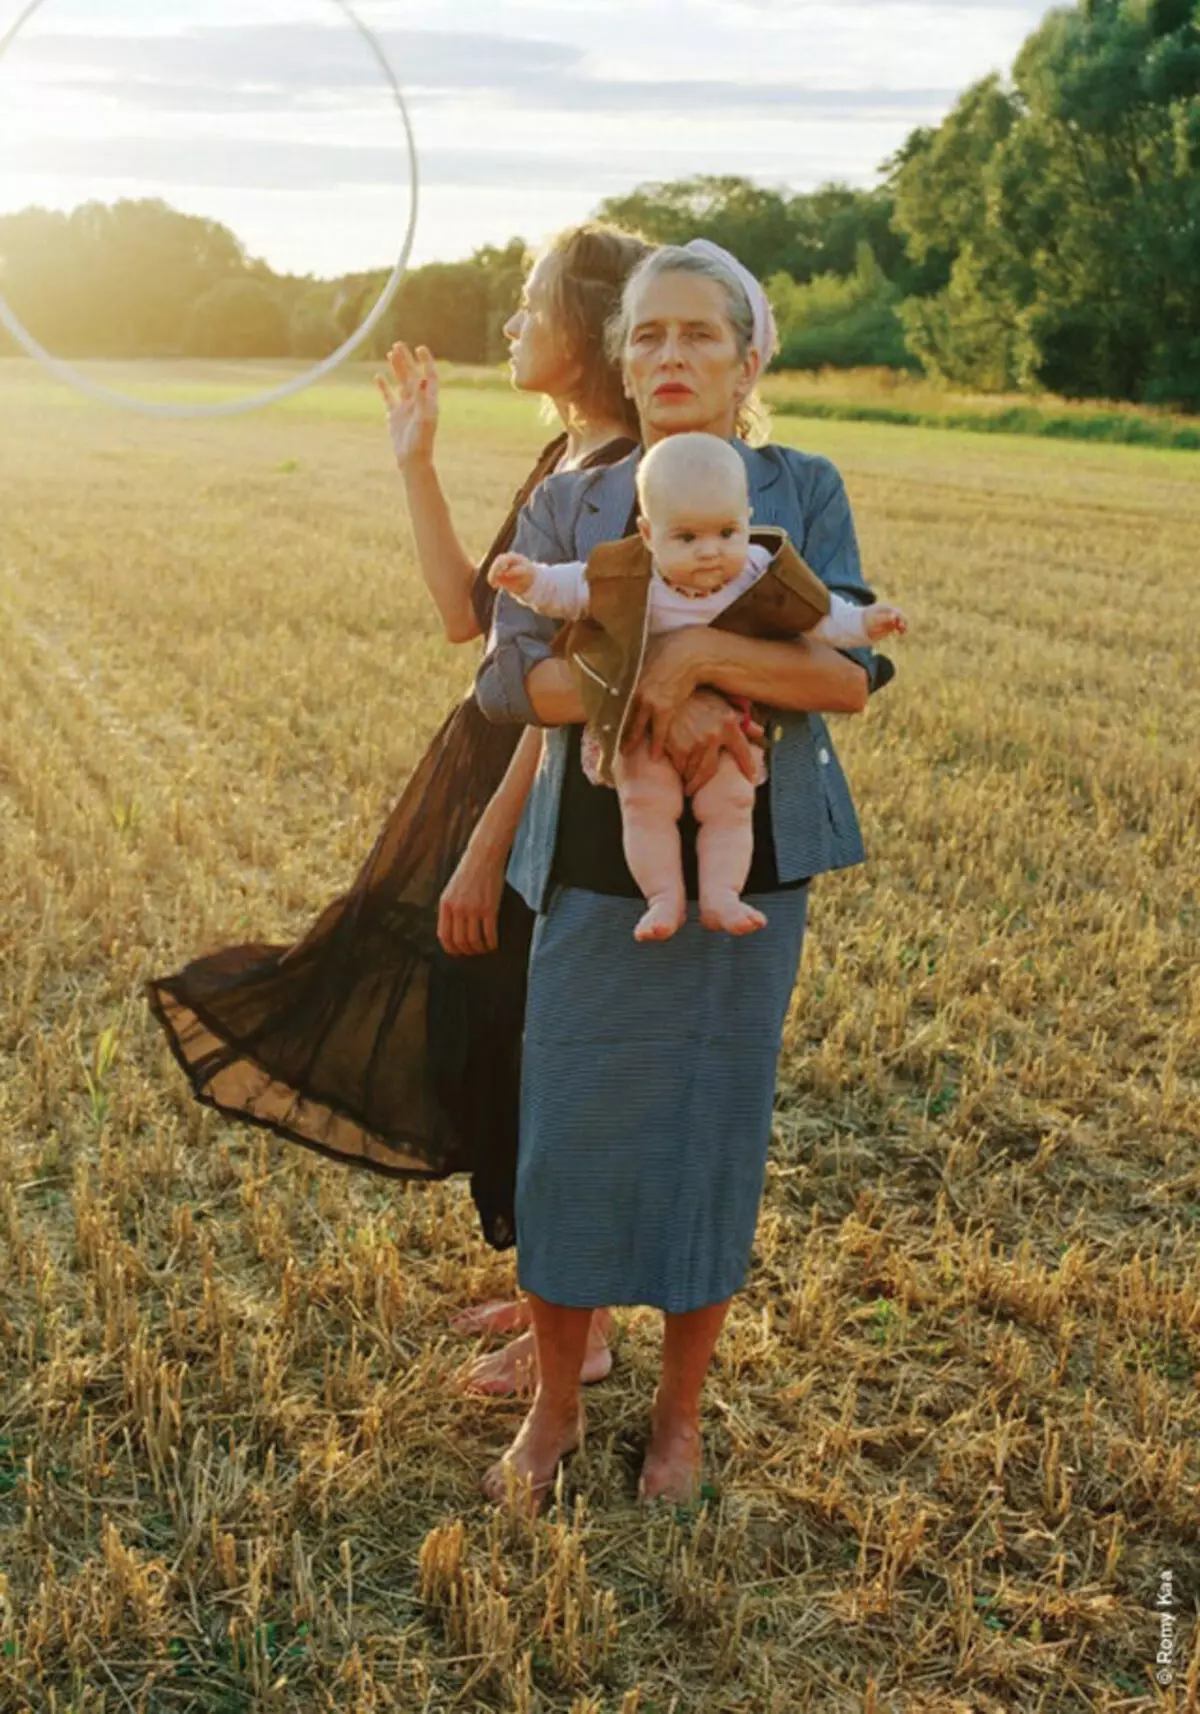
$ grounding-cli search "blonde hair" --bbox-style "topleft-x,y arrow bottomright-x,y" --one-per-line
530,222 -> 654,436
605,245 -> 773,445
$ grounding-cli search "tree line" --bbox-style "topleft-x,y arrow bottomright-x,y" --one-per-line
0,0 -> 1196,405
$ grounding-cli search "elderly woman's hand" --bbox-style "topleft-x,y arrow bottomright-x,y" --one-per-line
662,690 -> 764,795
622,629 -> 708,760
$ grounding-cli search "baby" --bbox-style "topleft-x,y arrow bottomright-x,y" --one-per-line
489,434 -> 906,942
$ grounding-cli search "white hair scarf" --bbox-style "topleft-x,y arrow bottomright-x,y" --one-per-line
683,237 -> 778,371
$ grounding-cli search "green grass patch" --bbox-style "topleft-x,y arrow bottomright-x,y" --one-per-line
768,394 -> 1200,450
3,354 -> 1197,449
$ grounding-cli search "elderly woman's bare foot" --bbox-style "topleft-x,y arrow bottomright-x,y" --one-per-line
638,1403 -> 703,1505
459,1310 -> 614,1397
449,1298 -> 531,1338
481,1398 -> 584,1510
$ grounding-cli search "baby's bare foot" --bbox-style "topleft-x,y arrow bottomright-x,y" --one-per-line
634,894 -> 686,942
449,1298 -> 531,1338
482,1398 -> 584,1511
459,1313 -> 614,1398
639,1407 -> 703,1505
699,895 -> 767,936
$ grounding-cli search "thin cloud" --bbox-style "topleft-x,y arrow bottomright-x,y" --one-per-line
726,0 -> 1048,9
514,81 -> 958,115
15,22 -> 957,119
11,23 -> 580,93
24,134 -> 629,192
45,76 -> 959,119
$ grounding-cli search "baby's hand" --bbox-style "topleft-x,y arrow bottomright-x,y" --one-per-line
487,552 -> 537,596
863,603 -> 908,643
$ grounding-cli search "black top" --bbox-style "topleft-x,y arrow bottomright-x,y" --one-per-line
550,724 -> 810,899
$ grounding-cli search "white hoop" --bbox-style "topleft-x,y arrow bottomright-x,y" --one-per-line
0,0 -> 419,419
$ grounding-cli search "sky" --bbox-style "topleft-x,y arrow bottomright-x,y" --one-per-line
0,0 -> 1059,278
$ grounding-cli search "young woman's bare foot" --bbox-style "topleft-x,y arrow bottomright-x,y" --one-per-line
449,1298 -> 532,1338
634,892 -> 686,943
459,1310 -> 614,1397
638,1402 -> 703,1505
481,1397 -> 584,1510
699,895 -> 767,936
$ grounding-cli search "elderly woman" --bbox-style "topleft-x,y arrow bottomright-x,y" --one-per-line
474,241 -> 894,1506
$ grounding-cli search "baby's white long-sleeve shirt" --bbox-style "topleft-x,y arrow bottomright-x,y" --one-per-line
515,544 -> 873,647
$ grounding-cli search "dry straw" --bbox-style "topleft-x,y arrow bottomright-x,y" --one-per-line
0,365 -> 1197,1709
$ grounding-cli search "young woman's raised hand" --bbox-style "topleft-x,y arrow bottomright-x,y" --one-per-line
376,341 -> 439,469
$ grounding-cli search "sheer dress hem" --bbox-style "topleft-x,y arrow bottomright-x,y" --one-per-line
144,433 -> 641,1249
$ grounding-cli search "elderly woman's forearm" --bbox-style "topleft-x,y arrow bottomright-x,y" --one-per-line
526,658 -> 588,724
401,458 -> 480,644
699,630 -> 869,714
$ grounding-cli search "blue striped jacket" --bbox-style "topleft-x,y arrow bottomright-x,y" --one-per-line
474,438 -> 894,914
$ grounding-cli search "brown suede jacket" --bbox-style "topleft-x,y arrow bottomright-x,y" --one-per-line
551,526 -> 834,786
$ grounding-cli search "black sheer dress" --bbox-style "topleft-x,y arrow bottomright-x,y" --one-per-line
146,432 -> 638,1249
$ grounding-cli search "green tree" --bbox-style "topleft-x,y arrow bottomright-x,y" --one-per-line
0,199 -> 247,358
595,173 -> 923,288
0,208 -> 76,356
377,261 -> 493,362
595,175 -> 814,281
184,277 -> 289,358
288,284 -> 341,360
471,236 -> 528,361
899,246 -> 1029,390
887,78 -> 1019,274
786,184 -> 917,287
889,2 -> 1200,403
769,242 -> 915,371
328,270 -> 390,358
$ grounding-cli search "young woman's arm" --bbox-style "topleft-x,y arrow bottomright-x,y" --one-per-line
523,656 -> 587,723
436,727 -> 543,956
378,343 -> 481,645
400,461 -> 482,643
474,478 -> 576,723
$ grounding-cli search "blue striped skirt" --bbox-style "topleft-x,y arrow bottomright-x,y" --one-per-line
515,883 -> 810,1314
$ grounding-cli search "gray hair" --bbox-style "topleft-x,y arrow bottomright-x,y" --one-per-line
604,245 -> 771,444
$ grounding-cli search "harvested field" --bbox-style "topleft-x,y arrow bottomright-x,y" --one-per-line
1,360 -> 1198,1712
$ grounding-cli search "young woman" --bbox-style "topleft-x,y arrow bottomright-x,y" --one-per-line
147,222 -> 685,1394
473,241 -> 895,1506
